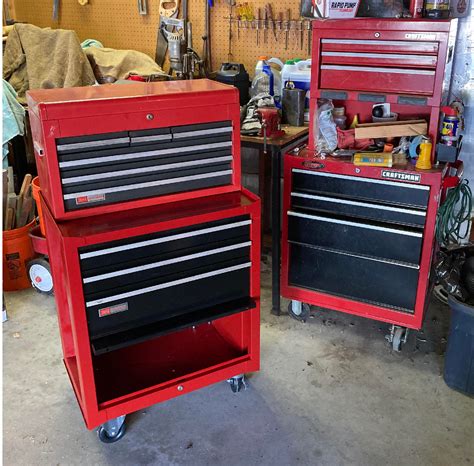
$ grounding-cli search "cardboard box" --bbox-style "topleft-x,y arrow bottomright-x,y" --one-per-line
354,119 -> 428,139
311,0 -> 360,18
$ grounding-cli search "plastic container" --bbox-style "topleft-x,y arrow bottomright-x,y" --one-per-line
3,219 -> 36,291
333,115 -> 347,129
215,63 -> 250,106
372,112 -> 399,123
32,176 -> 46,237
281,59 -> 311,106
251,56 -> 284,101
444,295 -> 474,396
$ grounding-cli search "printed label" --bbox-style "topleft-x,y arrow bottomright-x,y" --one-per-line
75,194 -> 106,205
98,302 -> 129,318
405,33 -> 436,41
381,170 -> 421,183
302,161 -> 325,170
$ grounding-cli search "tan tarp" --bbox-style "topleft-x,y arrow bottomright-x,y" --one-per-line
3,23 -> 95,104
84,46 -> 167,82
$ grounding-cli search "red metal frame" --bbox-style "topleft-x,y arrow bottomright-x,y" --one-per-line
42,189 -> 261,429
27,80 -> 242,221
281,151 -> 443,330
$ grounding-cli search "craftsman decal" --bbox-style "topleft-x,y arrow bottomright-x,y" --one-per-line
98,302 -> 129,318
75,194 -> 106,205
405,33 -> 436,41
381,170 -> 421,183
302,161 -> 325,170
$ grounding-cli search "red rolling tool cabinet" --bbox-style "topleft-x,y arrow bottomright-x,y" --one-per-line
28,81 -> 261,443
281,19 -> 458,350
27,80 -> 242,220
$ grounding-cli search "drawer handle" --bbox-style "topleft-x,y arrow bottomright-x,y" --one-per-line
288,211 -> 423,238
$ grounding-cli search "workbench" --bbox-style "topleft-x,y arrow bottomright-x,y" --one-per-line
241,125 -> 309,315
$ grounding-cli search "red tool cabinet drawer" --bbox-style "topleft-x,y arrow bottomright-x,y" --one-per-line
320,38 -> 439,55
27,80 -> 241,221
319,65 -> 436,96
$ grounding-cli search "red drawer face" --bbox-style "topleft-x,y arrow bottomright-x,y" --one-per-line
320,65 -> 436,96
321,38 -> 439,55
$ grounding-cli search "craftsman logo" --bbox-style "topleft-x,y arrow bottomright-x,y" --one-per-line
405,33 -> 436,41
302,161 -> 325,170
75,194 -> 106,205
381,170 -> 421,183
98,302 -> 128,318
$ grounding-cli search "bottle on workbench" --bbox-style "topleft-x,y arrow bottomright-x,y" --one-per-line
250,56 -> 283,105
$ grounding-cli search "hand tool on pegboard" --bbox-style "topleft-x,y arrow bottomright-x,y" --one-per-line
138,0 -> 148,15
264,4 -> 277,42
277,11 -> 283,41
299,20 -> 304,50
256,7 -> 261,46
202,0 -> 212,76
284,9 -> 290,50
226,0 -> 236,61
306,19 -> 311,55
263,6 -> 268,44
155,0 -> 179,67
52,0 -> 60,21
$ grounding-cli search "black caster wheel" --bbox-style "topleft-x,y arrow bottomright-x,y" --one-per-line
97,422 -> 126,443
27,258 -> 54,295
227,375 -> 246,393
288,301 -> 310,322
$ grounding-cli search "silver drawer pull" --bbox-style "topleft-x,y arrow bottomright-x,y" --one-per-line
288,211 -> 423,238
57,137 -> 130,152
85,262 -> 252,308
291,192 -> 426,217
173,127 -> 232,139
80,219 -> 251,259
83,241 -> 251,283
321,65 -> 435,76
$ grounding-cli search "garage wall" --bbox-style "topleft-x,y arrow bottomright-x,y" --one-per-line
11,0 -> 307,77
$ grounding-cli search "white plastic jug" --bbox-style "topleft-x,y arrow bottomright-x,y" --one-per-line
253,57 -> 284,100
281,59 -> 311,97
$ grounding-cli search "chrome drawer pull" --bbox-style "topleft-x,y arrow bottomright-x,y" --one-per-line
85,262 -> 252,308
83,241 -> 251,283
56,137 -> 130,152
288,211 -> 423,238
79,220 -> 251,259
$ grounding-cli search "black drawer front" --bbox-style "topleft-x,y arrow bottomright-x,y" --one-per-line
288,211 -> 423,265
290,192 -> 426,228
57,121 -> 233,210
289,243 -> 419,312
292,169 -> 430,209
79,215 -> 252,340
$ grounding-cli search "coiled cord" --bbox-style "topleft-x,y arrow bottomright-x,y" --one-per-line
436,179 -> 473,246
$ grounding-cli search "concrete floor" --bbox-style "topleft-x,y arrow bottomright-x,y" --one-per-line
3,267 -> 474,466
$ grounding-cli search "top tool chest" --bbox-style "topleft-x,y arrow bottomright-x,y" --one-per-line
27,80 -> 242,220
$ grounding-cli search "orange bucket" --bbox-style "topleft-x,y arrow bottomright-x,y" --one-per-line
3,219 -> 36,291
32,177 -> 46,237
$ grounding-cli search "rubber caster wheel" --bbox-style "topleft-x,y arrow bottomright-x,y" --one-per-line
288,301 -> 310,322
227,375 -> 246,393
27,258 -> 54,295
391,327 -> 408,352
97,422 -> 126,443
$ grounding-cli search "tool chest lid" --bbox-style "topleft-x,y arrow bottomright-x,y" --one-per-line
311,18 -> 452,32
26,79 -> 239,119
43,189 -> 258,240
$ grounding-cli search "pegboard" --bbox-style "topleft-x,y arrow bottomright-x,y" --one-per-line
12,0 -> 309,77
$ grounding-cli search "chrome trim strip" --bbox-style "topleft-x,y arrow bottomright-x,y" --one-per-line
321,64 -> 435,76
321,39 -> 436,47
321,51 -> 436,63
62,156 -> 233,185
57,137 -> 130,152
173,127 -> 232,139
63,170 -> 232,200
130,134 -> 172,144
291,192 -> 426,216
83,241 -> 251,283
58,141 -> 233,168
292,169 -> 429,190
79,220 -> 251,259
288,211 -> 423,237
85,262 -> 252,308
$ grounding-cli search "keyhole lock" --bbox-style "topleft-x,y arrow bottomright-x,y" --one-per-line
146,113 -> 154,121
374,32 -> 380,38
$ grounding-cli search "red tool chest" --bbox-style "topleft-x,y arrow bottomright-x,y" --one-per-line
27,80 -> 242,220
42,189 -> 260,431
281,18 -> 457,350
309,18 -> 457,161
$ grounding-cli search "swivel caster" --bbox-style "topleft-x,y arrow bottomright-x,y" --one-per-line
227,374 -> 246,393
27,258 -> 54,295
97,415 -> 126,443
387,325 -> 409,352
288,300 -> 310,322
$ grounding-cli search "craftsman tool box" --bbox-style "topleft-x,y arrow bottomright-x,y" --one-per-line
42,189 -> 260,429
27,80 -> 242,220
281,150 -> 445,330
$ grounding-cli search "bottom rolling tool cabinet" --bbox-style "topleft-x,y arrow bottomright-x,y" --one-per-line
281,149 -> 445,350
42,189 -> 260,442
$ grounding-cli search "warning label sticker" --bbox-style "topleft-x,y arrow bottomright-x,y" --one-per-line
98,302 -> 129,318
